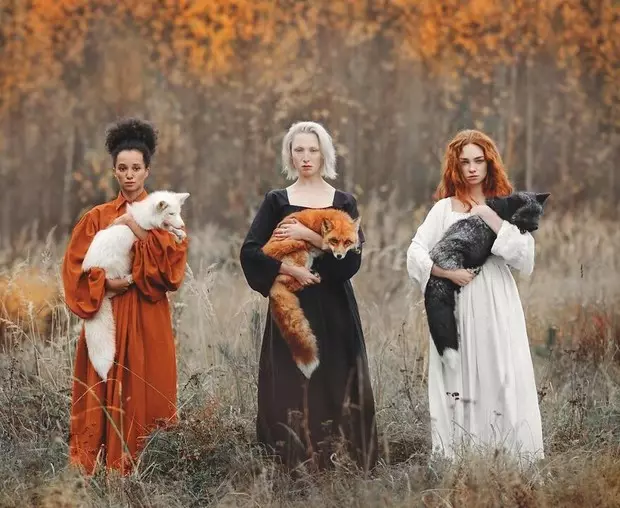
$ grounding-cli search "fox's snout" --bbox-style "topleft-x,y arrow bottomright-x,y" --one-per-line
165,215 -> 184,228
329,245 -> 357,259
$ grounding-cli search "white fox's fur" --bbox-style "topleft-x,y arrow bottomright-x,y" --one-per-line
81,191 -> 189,380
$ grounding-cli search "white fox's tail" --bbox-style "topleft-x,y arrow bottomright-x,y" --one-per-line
84,296 -> 116,381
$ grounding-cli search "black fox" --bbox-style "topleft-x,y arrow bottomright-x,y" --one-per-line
425,191 -> 550,367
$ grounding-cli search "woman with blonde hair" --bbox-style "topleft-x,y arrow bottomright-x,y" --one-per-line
406,129 -> 544,461
240,121 -> 378,471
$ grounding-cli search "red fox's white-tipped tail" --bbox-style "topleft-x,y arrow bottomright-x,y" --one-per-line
297,357 -> 320,379
84,296 -> 116,381
269,282 -> 319,379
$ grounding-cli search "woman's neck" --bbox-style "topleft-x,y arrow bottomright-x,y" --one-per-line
465,185 -> 486,205
121,188 -> 145,203
290,176 -> 329,189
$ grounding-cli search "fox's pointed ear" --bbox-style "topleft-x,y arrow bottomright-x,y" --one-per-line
536,192 -> 550,205
353,216 -> 361,232
157,200 -> 169,212
321,218 -> 333,235
177,192 -> 190,206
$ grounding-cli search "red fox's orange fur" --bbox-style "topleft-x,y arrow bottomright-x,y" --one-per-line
262,208 -> 361,378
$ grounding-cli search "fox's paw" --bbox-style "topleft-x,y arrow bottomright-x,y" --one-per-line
296,357 -> 320,379
171,227 -> 186,243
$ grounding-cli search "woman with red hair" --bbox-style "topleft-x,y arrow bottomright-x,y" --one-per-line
406,130 -> 544,462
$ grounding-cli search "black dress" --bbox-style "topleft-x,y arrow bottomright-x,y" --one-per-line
239,189 -> 378,471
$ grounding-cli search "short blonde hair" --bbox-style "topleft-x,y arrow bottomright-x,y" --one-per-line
281,121 -> 337,180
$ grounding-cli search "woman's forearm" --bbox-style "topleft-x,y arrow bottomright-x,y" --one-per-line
279,263 -> 297,276
127,217 -> 148,240
476,206 -> 503,234
304,229 -> 324,249
431,264 -> 451,279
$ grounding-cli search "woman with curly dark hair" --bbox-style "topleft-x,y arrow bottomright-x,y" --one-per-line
62,118 -> 188,475
406,130 -> 544,462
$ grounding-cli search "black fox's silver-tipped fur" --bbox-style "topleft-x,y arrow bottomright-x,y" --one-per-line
425,191 -> 550,363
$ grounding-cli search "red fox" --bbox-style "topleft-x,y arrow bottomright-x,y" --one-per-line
262,208 -> 361,379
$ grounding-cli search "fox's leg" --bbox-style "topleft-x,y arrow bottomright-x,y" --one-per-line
269,250 -> 319,378
263,239 -> 308,259
424,275 -> 460,369
430,243 -> 466,272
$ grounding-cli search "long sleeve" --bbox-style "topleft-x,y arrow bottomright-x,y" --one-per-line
314,193 -> 365,283
239,191 -> 283,297
62,212 -> 107,319
406,199 -> 447,293
131,229 -> 188,302
490,220 -> 535,276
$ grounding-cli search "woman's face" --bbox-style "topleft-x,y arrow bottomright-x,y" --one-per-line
113,150 -> 149,194
459,143 -> 487,188
291,132 -> 323,179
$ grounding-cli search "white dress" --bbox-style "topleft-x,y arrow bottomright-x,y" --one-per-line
406,197 -> 544,461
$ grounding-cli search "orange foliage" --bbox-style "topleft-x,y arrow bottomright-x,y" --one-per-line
0,268 -> 60,343
572,304 -> 620,365
0,0 -> 617,221
1,0 -> 617,116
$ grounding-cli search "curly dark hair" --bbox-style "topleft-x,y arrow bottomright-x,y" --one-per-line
105,117 -> 158,167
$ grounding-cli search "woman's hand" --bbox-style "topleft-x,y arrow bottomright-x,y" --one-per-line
273,218 -> 323,248
106,276 -> 132,296
111,213 -> 133,227
273,218 -> 312,241
446,268 -> 476,287
291,266 -> 321,287
110,213 -> 148,240
279,264 -> 321,287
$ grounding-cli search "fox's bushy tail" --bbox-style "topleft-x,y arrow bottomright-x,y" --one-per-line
84,296 -> 116,381
425,277 -> 460,370
269,281 -> 319,378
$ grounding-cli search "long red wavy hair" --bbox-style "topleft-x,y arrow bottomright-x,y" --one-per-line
434,129 -> 513,209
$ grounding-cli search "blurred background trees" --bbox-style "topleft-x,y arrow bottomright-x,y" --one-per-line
1,0 -> 618,248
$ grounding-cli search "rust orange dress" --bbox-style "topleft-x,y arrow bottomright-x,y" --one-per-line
62,190 -> 188,474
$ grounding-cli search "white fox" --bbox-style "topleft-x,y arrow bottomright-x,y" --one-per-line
81,191 -> 189,380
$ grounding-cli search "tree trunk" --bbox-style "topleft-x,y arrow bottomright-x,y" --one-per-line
60,127 -> 76,233
504,62 -> 518,170
0,157 -> 10,250
525,56 -> 534,191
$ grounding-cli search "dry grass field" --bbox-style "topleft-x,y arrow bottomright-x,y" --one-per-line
0,200 -> 618,507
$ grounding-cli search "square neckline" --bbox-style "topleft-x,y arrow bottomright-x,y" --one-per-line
449,197 -> 471,215
284,188 -> 337,209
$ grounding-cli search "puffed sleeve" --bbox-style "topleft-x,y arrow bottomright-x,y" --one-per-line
131,229 -> 188,302
314,192 -> 364,283
490,220 -> 535,276
61,211 -> 107,320
239,191 -> 283,297
406,199 -> 447,293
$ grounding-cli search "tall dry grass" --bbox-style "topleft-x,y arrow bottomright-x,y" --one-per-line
0,201 -> 618,507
